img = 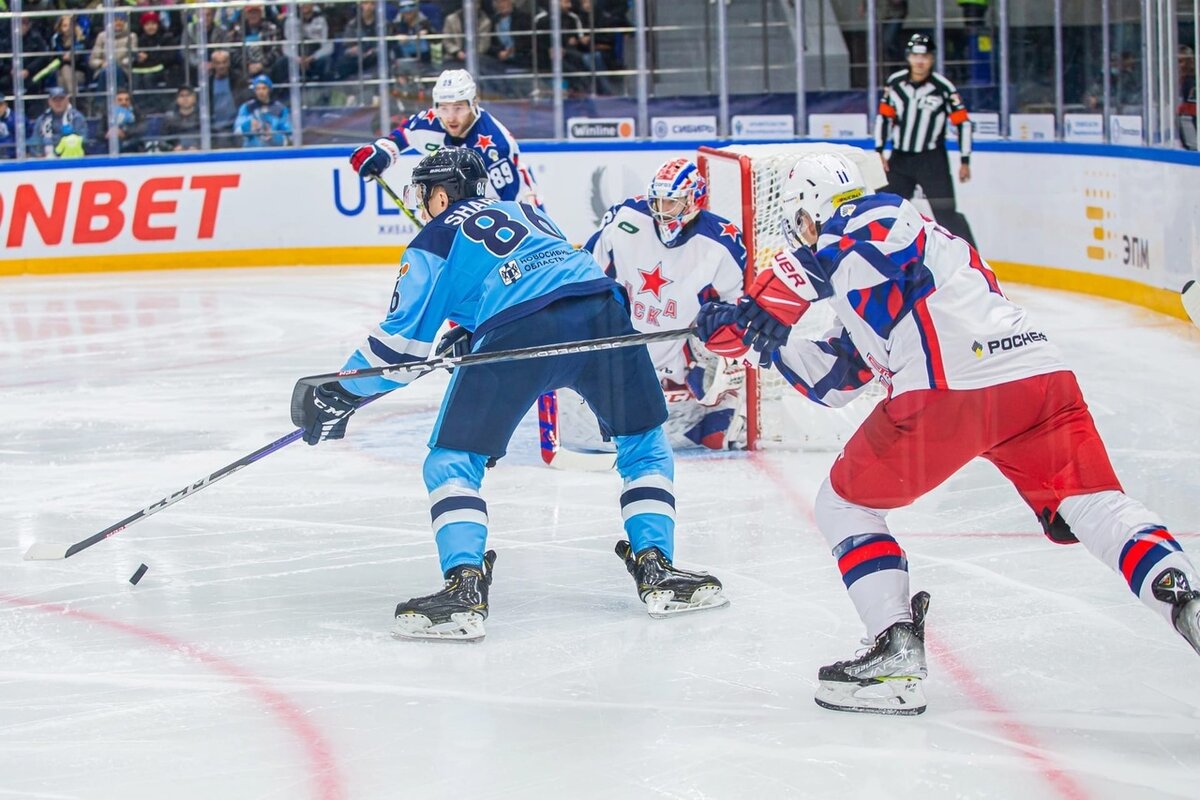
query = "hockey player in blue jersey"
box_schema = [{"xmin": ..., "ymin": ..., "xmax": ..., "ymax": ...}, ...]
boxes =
[
  {"xmin": 349, "ymin": 69, "xmax": 540, "ymax": 204},
  {"xmin": 296, "ymin": 147, "xmax": 728, "ymax": 641}
]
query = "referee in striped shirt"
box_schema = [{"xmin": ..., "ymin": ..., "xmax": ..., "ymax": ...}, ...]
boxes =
[{"xmin": 875, "ymin": 33, "xmax": 976, "ymax": 246}]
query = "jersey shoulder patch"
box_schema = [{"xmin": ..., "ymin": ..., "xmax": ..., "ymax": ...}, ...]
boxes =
[{"xmin": 684, "ymin": 210, "xmax": 747, "ymax": 265}]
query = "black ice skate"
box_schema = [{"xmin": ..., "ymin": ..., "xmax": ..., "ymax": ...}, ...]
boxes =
[
  {"xmin": 615, "ymin": 540, "xmax": 729, "ymax": 618},
  {"xmin": 1152, "ymin": 568, "xmax": 1200, "ymax": 656},
  {"xmin": 393, "ymin": 551, "xmax": 497, "ymax": 642},
  {"xmin": 815, "ymin": 591, "xmax": 931, "ymax": 716}
]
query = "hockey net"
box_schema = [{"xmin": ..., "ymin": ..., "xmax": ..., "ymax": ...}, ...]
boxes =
[{"xmin": 697, "ymin": 143, "xmax": 889, "ymax": 451}]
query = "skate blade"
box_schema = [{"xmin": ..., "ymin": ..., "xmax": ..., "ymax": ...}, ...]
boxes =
[
  {"xmin": 814, "ymin": 677, "xmax": 927, "ymax": 716},
  {"xmin": 1177, "ymin": 599, "xmax": 1200, "ymax": 656},
  {"xmin": 392, "ymin": 611, "xmax": 486, "ymax": 643},
  {"xmin": 644, "ymin": 585, "xmax": 730, "ymax": 619}
]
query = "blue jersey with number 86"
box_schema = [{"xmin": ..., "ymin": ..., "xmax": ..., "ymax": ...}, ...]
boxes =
[{"xmin": 338, "ymin": 199, "xmax": 617, "ymax": 397}]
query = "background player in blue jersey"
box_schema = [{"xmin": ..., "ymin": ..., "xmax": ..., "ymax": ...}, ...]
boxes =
[
  {"xmin": 349, "ymin": 69, "xmax": 540, "ymax": 205},
  {"xmin": 296, "ymin": 147, "xmax": 728, "ymax": 641}
]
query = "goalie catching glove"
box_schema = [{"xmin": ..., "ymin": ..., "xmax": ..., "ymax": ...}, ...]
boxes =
[
  {"xmin": 349, "ymin": 137, "xmax": 401, "ymax": 179},
  {"xmin": 300, "ymin": 383, "xmax": 366, "ymax": 445}
]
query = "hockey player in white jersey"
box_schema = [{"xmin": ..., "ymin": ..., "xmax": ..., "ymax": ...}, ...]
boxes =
[
  {"xmin": 697, "ymin": 152, "xmax": 1200, "ymax": 714},
  {"xmin": 542, "ymin": 158, "xmax": 748, "ymax": 459},
  {"xmin": 349, "ymin": 69, "xmax": 540, "ymax": 204}
]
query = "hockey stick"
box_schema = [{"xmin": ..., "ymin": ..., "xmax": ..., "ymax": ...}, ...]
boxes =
[
  {"xmin": 536, "ymin": 392, "xmax": 618, "ymax": 472},
  {"xmin": 22, "ymin": 396, "xmax": 385, "ymax": 561},
  {"xmin": 288, "ymin": 326, "xmax": 697, "ymax": 425},
  {"xmin": 372, "ymin": 175, "xmax": 425, "ymax": 230},
  {"xmin": 1183, "ymin": 280, "xmax": 1200, "ymax": 328}
]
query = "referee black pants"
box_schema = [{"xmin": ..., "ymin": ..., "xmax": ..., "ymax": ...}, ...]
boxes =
[{"xmin": 883, "ymin": 149, "xmax": 976, "ymax": 247}]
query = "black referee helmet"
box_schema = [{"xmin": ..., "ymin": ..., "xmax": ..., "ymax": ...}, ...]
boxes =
[{"xmin": 906, "ymin": 33, "xmax": 935, "ymax": 55}]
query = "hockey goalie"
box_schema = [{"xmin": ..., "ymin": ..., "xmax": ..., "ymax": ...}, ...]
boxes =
[{"xmin": 539, "ymin": 158, "xmax": 749, "ymax": 467}]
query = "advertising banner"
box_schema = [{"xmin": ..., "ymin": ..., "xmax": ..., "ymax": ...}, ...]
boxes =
[
  {"xmin": 651, "ymin": 116, "xmax": 719, "ymax": 141},
  {"xmin": 1064, "ymin": 114, "xmax": 1104, "ymax": 143},
  {"xmin": 1008, "ymin": 114, "xmax": 1056, "ymax": 141},
  {"xmin": 566, "ymin": 117, "xmax": 637, "ymax": 141},
  {"xmin": 807, "ymin": 114, "xmax": 868, "ymax": 139},
  {"xmin": 730, "ymin": 115, "xmax": 796, "ymax": 140}
]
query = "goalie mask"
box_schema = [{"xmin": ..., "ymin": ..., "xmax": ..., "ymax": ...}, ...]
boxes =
[
  {"xmin": 404, "ymin": 146, "xmax": 488, "ymax": 218},
  {"xmin": 779, "ymin": 153, "xmax": 868, "ymax": 251},
  {"xmin": 647, "ymin": 158, "xmax": 707, "ymax": 247}
]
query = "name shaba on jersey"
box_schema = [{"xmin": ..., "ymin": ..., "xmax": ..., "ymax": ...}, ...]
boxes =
[
  {"xmin": 393, "ymin": 108, "xmax": 539, "ymax": 203},
  {"xmin": 586, "ymin": 198, "xmax": 747, "ymax": 379},
  {"xmin": 339, "ymin": 199, "xmax": 615, "ymax": 397}
]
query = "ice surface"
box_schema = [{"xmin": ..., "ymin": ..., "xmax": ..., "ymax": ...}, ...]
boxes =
[{"xmin": 2, "ymin": 267, "xmax": 1199, "ymax": 800}]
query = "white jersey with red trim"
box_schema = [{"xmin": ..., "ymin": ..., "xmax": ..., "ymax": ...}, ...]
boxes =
[
  {"xmin": 770, "ymin": 193, "xmax": 1065, "ymax": 405},
  {"xmin": 390, "ymin": 107, "xmax": 539, "ymax": 204},
  {"xmin": 586, "ymin": 198, "xmax": 747, "ymax": 380}
]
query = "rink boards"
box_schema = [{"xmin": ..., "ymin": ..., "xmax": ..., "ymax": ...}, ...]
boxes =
[{"xmin": 0, "ymin": 141, "xmax": 1198, "ymax": 321}]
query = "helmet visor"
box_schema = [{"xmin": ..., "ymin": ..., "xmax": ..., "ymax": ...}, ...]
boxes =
[{"xmin": 403, "ymin": 182, "xmax": 428, "ymax": 216}]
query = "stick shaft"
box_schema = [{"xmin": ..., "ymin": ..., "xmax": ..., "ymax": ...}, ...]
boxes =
[
  {"xmin": 26, "ymin": 399, "xmax": 379, "ymax": 560},
  {"xmin": 296, "ymin": 326, "xmax": 694, "ymax": 390}
]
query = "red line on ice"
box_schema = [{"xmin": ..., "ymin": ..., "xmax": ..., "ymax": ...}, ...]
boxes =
[
  {"xmin": 0, "ymin": 593, "xmax": 345, "ymax": 800},
  {"xmin": 748, "ymin": 452, "xmax": 1091, "ymax": 800}
]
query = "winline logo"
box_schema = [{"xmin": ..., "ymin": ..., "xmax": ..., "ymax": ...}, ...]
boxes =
[{"xmin": 568, "ymin": 119, "xmax": 634, "ymax": 139}]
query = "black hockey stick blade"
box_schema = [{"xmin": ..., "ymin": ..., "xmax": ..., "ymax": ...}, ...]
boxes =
[{"xmin": 289, "ymin": 326, "xmax": 696, "ymax": 424}]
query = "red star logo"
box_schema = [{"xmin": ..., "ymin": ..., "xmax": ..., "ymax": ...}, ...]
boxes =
[
  {"xmin": 421, "ymin": 108, "xmax": 437, "ymax": 123},
  {"xmin": 719, "ymin": 222, "xmax": 741, "ymax": 240},
  {"xmin": 474, "ymin": 133, "xmax": 494, "ymax": 150},
  {"xmin": 638, "ymin": 262, "xmax": 672, "ymax": 300}
]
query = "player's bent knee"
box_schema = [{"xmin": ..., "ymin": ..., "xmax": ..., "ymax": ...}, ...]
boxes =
[
  {"xmin": 815, "ymin": 478, "xmax": 891, "ymax": 549},
  {"xmin": 613, "ymin": 427, "xmax": 674, "ymax": 482},
  {"xmin": 423, "ymin": 447, "xmax": 489, "ymax": 493}
]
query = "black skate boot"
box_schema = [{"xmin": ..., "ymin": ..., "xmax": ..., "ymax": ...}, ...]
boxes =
[
  {"xmin": 615, "ymin": 540, "xmax": 729, "ymax": 618},
  {"xmin": 1152, "ymin": 568, "xmax": 1200, "ymax": 656},
  {"xmin": 393, "ymin": 551, "xmax": 496, "ymax": 642},
  {"xmin": 815, "ymin": 591, "xmax": 930, "ymax": 716}
]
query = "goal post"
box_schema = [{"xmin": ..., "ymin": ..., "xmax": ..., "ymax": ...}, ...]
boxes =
[{"xmin": 697, "ymin": 143, "xmax": 888, "ymax": 451}]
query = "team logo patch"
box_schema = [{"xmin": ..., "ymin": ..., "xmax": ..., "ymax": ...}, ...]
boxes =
[
  {"xmin": 499, "ymin": 260, "xmax": 522, "ymax": 285},
  {"xmin": 475, "ymin": 134, "xmax": 495, "ymax": 149},
  {"xmin": 638, "ymin": 262, "xmax": 672, "ymax": 300},
  {"xmin": 839, "ymin": 203, "xmax": 857, "ymax": 217},
  {"xmin": 399, "ymin": 261, "xmax": 410, "ymax": 278}
]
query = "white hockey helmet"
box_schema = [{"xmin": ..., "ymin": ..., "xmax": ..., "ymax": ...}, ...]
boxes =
[
  {"xmin": 432, "ymin": 69, "xmax": 478, "ymax": 111},
  {"xmin": 779, "ymin": 153, "xmax": 868, "ymax": 249},
  {"xmin": 646, "ymin": 158, "xmax": 707, "ymax": 247}
]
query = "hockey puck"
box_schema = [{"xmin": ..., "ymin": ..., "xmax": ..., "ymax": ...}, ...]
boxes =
[{"xmin": 129, "ymin": 563, "xmax": 149, "ymax": 585}]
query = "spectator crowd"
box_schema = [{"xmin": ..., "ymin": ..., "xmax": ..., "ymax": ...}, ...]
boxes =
[{"xmin": 0, "ymin": 0, "xmax": 631, "ymax": 158}]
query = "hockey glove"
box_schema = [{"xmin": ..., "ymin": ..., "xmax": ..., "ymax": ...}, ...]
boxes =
[
  {"xmin": 300, "ymin": 383, "xmax": 365, "ymax": 445},
  {"xmin": 435, "ymin": 324, "xmax": 473, "ymax": 359},
  {"xmin": 695, "ymin": 302, "xmax": 750, "ymax": 360},
  {"xmin": 349, "ymin": 137, "xmax": 401, "ymax": 179},
  {"xmin": 734, "ymin": 269, "xmax": 812, "ymax": 359}
]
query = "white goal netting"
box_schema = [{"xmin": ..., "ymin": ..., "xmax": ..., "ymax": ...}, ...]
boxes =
[{"xmin": 698, "ymin": 143, "xmax": 889, "ymax": 451}]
